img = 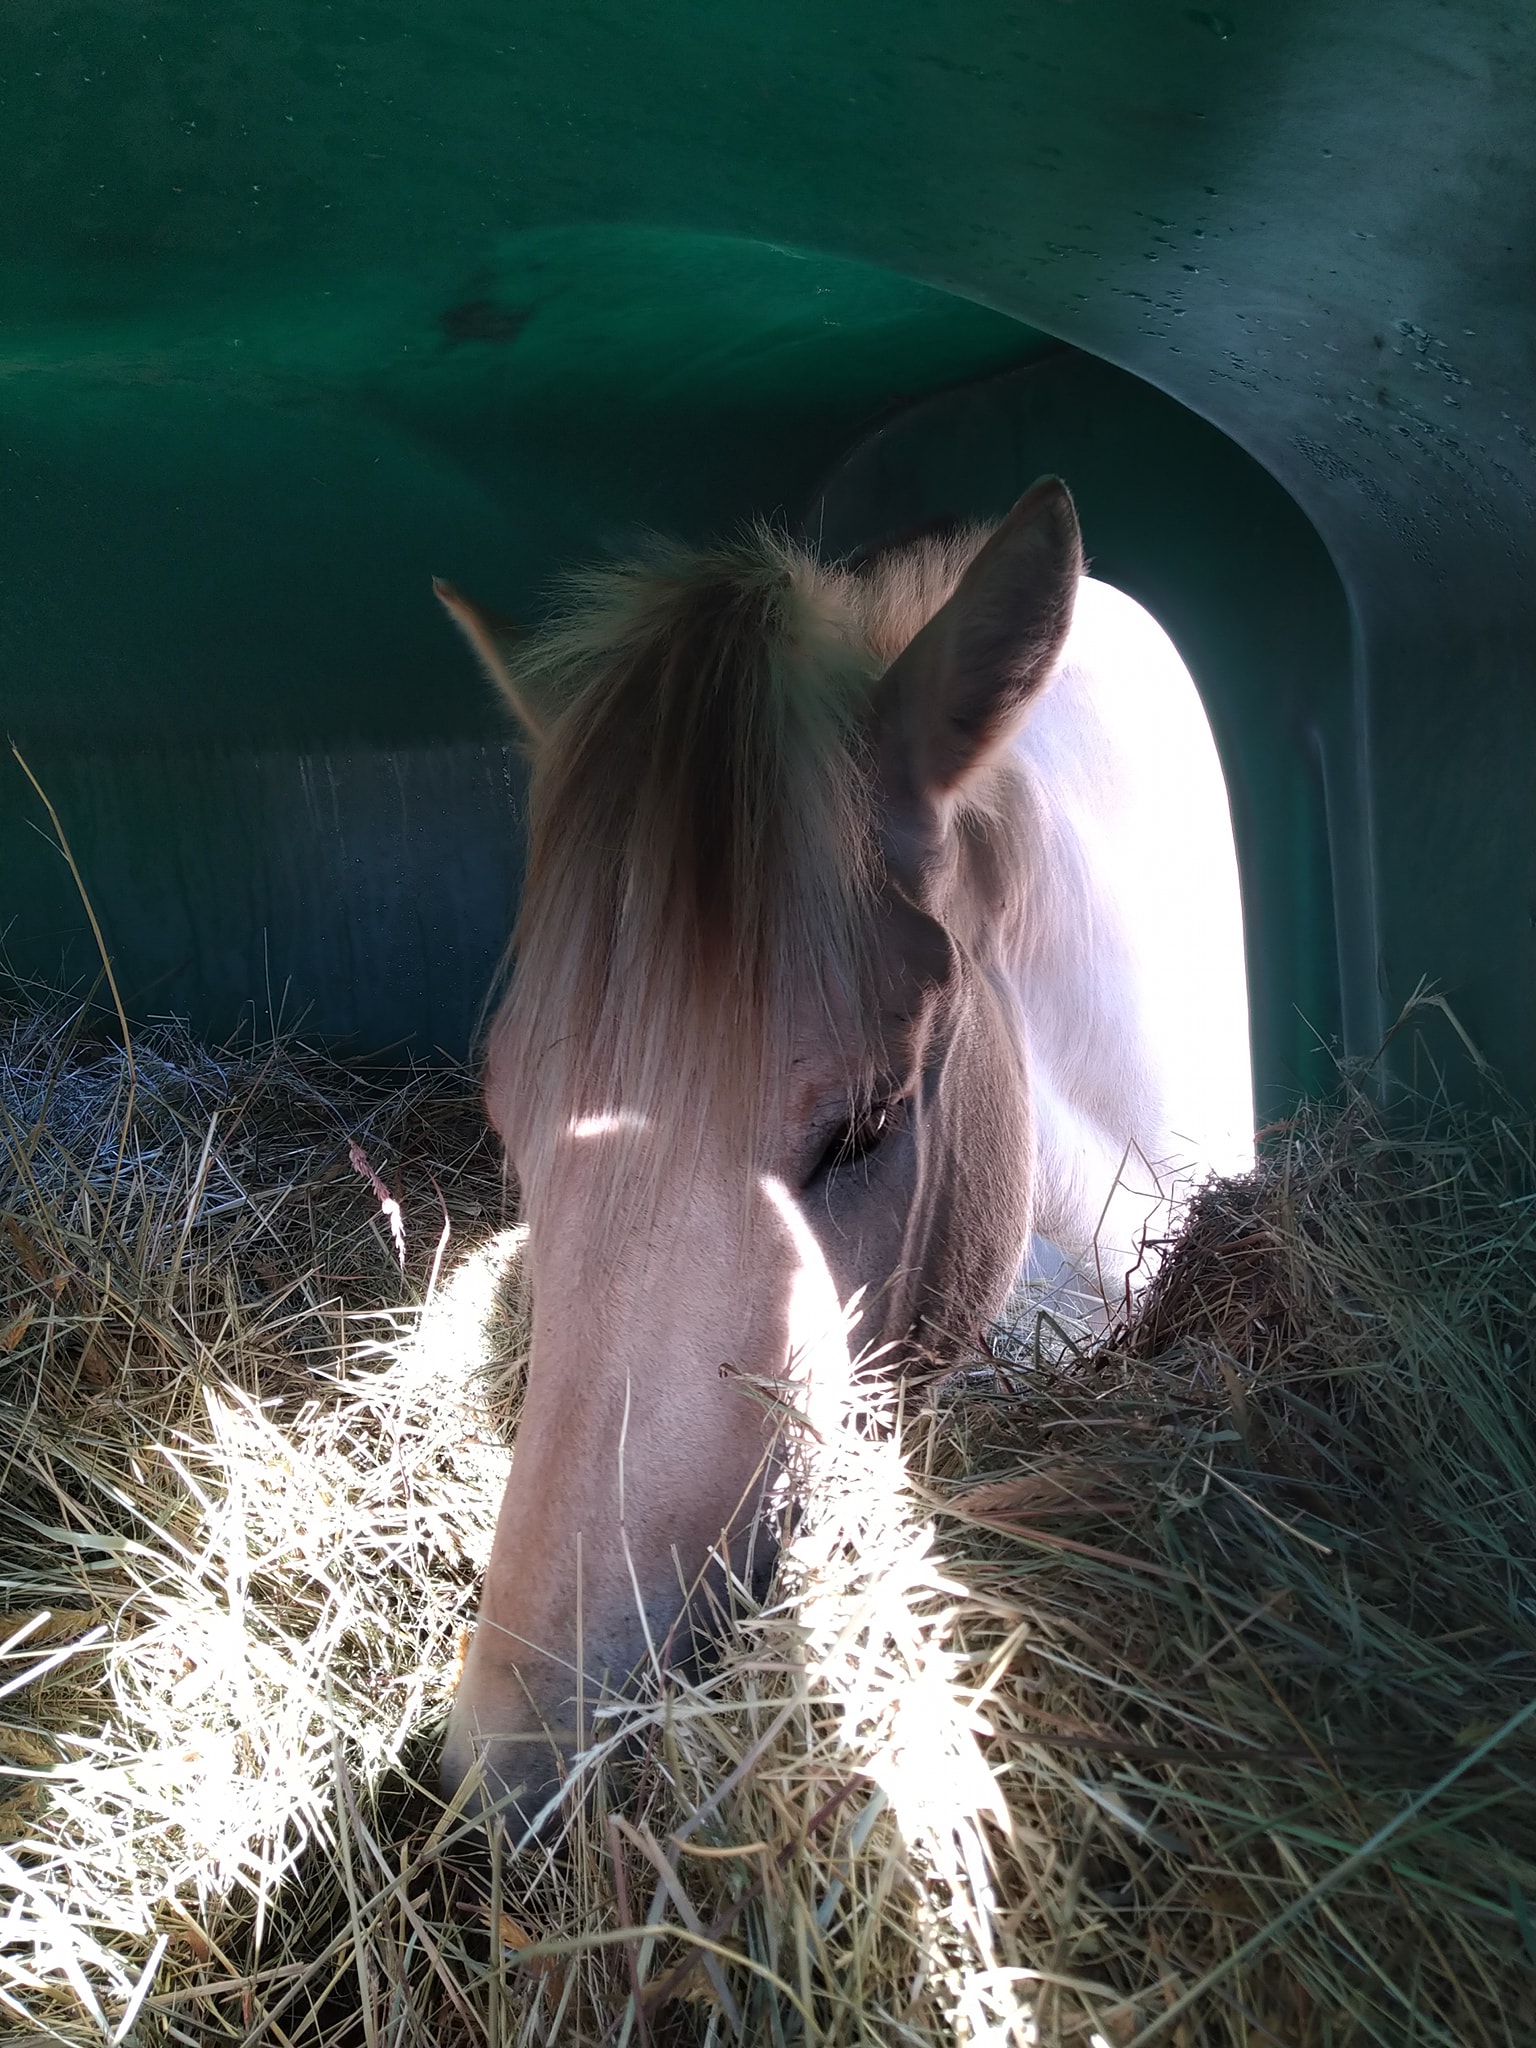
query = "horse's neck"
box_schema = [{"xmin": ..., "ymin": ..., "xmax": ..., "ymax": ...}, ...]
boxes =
[
  {"xmin": 987, "ymin": 735, "xmax": 1166, "ymax": 1154},
  {"xmin": 971, "ymin": 579, "xmax": 1251, "ymax": 1274}
]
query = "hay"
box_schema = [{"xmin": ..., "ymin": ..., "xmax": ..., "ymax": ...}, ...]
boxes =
[
  {"xmin": 0, "ymin": 1004, "xmax": 511, "ymax": 2043},
  {"xmin": 929, "ymin": 1100, "xmax": 1536, "ymax": 2045},
  {"xmin": 3, "ymin": 1001, "xmax": 1535, "ymax": 2046}
]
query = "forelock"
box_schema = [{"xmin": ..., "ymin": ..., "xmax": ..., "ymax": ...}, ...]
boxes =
[{"xmin": 488, "ymin": 527, "xmax": 890, "ymax": 1225}]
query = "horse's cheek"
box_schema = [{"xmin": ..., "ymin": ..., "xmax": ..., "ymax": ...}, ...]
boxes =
[
  {"xmin": 799, "ymin": 1137, "xmax": 920, "ymax": 1348},
  {"xmin": 936, "ymin": 1019, "xmax": 1035, "ymax": 1331}
]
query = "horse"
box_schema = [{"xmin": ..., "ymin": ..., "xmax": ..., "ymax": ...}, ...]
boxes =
[{"xmin": 433, "ymin": 477, "xmax": 1251, "ymax": 1831}]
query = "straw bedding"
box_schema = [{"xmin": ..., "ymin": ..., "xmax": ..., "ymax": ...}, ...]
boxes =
[{"xmin": 2, "ymin": 1000, "xmax": 1534, "ymax": 2046}]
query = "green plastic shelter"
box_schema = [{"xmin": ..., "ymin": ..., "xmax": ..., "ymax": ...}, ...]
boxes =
[{"xmin": 2, "ymin": 1, "xmax": 1532, "ymax": 1116}]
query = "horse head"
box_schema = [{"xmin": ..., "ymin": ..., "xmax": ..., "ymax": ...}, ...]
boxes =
[{"xmin": 435, "ymin": 481, "xmax": 1085, "ymax": 1836}]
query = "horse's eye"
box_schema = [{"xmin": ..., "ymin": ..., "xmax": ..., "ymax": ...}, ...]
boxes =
[{"xmin": 807, "ymin": 1101, "xmax": 893, "ymax": 1185}]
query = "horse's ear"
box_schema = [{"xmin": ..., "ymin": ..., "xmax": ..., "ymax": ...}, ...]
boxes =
[
  {"xmin": 433, "ymin": 578, "xmax": 546, "ymax": 743},
  {"xmin": 873, "ymin": 477, "xmax": 1082, "ymax": 806}
]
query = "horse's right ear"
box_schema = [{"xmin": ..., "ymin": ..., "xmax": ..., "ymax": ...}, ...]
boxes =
[
  {"xmin": 433, "ymin": 578, "xmax": 546, "ymax": 743},
  {"xmin": 872, "ymin": 476, "xmax": 1082, "ymax": 809}
]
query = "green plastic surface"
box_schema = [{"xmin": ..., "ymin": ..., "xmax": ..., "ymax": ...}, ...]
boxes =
[{"xmin": 1, "ymin": 2, "xmax": 1531, "ymax": 1105}]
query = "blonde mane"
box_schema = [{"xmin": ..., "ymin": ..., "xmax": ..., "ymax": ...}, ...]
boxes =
[{"xmin": 486, "ymin": 526, "xmax": 981, "ymax": 1221}]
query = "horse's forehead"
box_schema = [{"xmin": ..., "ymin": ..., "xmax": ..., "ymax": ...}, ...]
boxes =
[{"xmin": 786, "ymin": 893, "xmax": 952, "ymax": 1089}]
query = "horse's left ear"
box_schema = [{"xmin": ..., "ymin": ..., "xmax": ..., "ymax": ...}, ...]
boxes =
[
  {"xmin": 873, "ymin": 476, "xmax": 1082, "ymax": 806},
  {"xmin": 433, "ymin": 577, "xmax": 546, "ymax": 743}
]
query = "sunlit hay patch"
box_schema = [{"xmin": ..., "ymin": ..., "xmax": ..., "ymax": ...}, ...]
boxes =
[
  {"xmin": 5, "ymin": 998, "xmax": 1536, "ymax": 2047},
  {"xmin": 0, "ymin": 1004, "xmax": 515, "ymax": 2041}
]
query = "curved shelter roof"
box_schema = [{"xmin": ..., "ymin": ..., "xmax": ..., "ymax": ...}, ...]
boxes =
[{"xmin": 2, "ymin": 1, "xmax": 1531, "ymax": 1099}]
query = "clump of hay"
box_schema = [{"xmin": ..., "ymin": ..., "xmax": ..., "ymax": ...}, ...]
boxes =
[
  {"xmin": 932, "ymin": 1096, "xmax": 1536, "ymax": 2044},
  {"xmin": 3, "ymin": 999, "xmax": 1535, "ymax": 2046},
  {"xmin": 0, "ymin": 1004, "xmax": 513, "ymax": 2042}
]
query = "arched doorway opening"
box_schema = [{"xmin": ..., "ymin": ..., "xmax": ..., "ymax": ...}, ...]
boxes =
[{"xmin": 808, "ymin": 344, "xmax": 1360, "ymax": 1132}]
